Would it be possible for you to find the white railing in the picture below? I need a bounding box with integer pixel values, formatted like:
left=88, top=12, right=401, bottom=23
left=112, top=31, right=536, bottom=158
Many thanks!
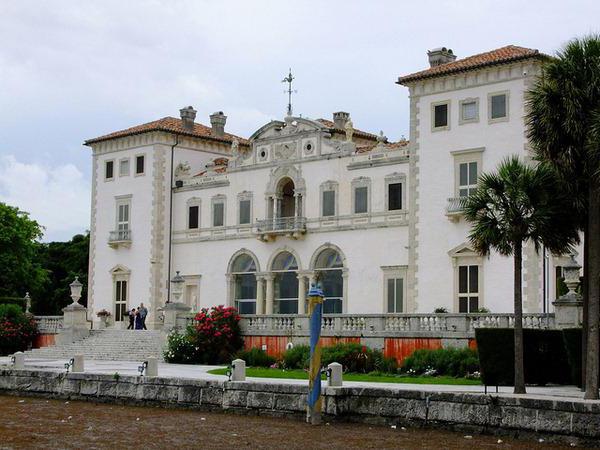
left=256, top=217, right=307, bottom=234
left=34, top=316, right=63, bottom=334
left=240, top=313, right=555, bottom=336
left=109, top=229, right=132, bottom=242
left=446, top=197, right=465, bottom=215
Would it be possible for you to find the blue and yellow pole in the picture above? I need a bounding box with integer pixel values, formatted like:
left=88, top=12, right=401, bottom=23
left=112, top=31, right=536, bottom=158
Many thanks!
left=307, top=283, right=324, bottom=425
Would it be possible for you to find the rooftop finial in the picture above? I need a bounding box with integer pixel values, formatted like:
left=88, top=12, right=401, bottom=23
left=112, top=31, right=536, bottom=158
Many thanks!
left=282, top=68, right=296, bottom=117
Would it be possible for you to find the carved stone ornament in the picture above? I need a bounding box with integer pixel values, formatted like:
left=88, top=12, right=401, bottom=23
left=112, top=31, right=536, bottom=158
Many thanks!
left=273, top=142, right=297, bottom=160
left=174, top=161, right=191, bottom=180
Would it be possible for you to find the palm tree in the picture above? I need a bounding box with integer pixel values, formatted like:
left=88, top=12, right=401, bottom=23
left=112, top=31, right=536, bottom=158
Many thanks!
left=526, top=36, right=600, bottom=399
left=463, top=157, right=579, bottom=394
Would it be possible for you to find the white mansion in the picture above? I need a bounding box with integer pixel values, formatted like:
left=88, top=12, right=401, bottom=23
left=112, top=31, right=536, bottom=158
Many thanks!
left=85, top=45, right=577, bottom=328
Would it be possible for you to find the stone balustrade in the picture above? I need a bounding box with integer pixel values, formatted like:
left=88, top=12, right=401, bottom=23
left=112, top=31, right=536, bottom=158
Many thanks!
left=227, top=313, right=555, bottom=338
left=34, top=316, right=64, bottom=334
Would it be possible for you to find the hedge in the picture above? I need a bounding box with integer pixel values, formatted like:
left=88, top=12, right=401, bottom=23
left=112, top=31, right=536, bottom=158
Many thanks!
left=0, top=297, right=26, bottom=310
left=562, top=328, right=583, bottom=388
left=401, top=347, right=479, bottom=377
left=476, top=328, right=573, bottom=386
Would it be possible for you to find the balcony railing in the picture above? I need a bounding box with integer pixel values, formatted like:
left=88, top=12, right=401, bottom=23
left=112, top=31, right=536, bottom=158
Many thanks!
left=108, top=230, right=132, bottom=247
left=238, top=313, right=555, bottom=337
left=256, top=217, right=306, bottom=240
left=34, top=316, right=64, bottom=334
left=446, top=197, right=466, bottom=219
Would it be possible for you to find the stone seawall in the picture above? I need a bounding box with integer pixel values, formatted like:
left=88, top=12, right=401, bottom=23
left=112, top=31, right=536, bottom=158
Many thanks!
left=1, top=368, right=599, bottom=443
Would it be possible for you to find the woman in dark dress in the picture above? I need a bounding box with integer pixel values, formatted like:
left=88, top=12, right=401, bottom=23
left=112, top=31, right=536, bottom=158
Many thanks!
left=134, top=308, right=143, bottom=330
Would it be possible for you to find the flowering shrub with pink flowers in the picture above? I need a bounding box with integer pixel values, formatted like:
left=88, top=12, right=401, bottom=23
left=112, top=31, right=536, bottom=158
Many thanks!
left=0, top=304, right=38, bottom=355
left=164, top=305, right=243, bottom=364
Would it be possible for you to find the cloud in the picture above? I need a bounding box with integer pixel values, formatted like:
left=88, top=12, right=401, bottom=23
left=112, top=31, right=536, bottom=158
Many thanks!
left=0, top=156, right=90, bottom=242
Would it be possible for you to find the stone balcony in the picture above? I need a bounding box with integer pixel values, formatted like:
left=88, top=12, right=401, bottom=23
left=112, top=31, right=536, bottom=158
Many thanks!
left=256, top=217, right=307, bottom=241
left=108, top=230, right=132, bottom=248
left=445, top=197, right=465, bottom=221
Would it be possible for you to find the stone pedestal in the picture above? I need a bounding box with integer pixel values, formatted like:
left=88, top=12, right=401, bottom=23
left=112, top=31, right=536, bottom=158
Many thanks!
left=162, top=302, right=191, bottom=333
left=231, top=359, right=246, bottom=381
left=12, top=351, right=25, bottom=369
left=327, top=362, right=343, bottom=387
left=553, top=294, right=583, bottom=329
left=72, top=354, right=85, bottom=373
left=146, top=357, right=158, bottom=377
left=56, top=303, right=90, bottom=345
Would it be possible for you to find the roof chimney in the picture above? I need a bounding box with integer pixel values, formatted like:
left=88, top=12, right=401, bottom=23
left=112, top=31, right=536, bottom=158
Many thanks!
left=427, top=47, right=457, bottom=67
left=210, top=111, right=227, bottom=137
left=179, top=106, right=197, bottom=131
left=333, top=111, right=350, bottom=130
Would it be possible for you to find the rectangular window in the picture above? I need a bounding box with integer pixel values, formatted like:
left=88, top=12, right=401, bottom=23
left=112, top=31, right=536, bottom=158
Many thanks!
left=117, top=203, right=129, bottom=231
left=239, top=199, right=251, bottom=225
left=354, top=186, right=368, bottom=214
left=461, top=101, right=477, bottom=121
left=388, top=183, right=402, bottom=210
left=459, top=161, right=478, bottom=197
left=135, top=155, right=145, bottom=175
left=458, top=265, right=479, bottom=313
left=387, top=278, right=404, bottom=313
left=188, top=205, right=199, bottom=229
left=490, top=93, right=507, bottom=119
left=213, top=202, right=224, bottom=227
left=105, top=161, right=114, bottom=180
left=119, top=159, right=130, bottom=177
left=322, top=190, right=335, bottom=217
left=434, top=103, right=448, bottom=128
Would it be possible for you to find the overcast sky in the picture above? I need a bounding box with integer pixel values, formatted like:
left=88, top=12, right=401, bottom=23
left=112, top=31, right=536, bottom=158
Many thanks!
left=1, top=0, right=599, bottom=241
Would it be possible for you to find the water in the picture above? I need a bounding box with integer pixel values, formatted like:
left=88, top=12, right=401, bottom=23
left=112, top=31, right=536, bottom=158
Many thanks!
left=0, top=395, right=575, bottom=449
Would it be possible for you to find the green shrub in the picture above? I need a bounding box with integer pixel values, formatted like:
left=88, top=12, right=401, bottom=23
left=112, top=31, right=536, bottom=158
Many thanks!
left=0, top=304, right=38, bottom=355
left=235, top=348, right=276, bottom=367
left=0, top=297, right=25, bottom=310
left=562, top=328, right=582, bottom=387
left=401, top=347, right=479, bottom=377
left=475, top=328, right=572, bottom=386
left=281, top=343, right=397, bottom=374
left=283, top=345, right=310, bottom=369
left=163, top=332, right=198, bottom=364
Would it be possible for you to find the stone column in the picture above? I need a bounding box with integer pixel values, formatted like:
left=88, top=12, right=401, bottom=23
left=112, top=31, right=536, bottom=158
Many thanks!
left=255, top=274, right=265, bottom=315
left=297, top=273, right=307, bottom=315
left=265, top=274, right=275, bottom=315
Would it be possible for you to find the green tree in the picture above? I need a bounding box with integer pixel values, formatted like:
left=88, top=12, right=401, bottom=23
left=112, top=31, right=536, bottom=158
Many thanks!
left=0, top=202, right=49, bottom=300
left=35, top=233, right=89, bottom=315
left=526, top=36, right=600, bottom=398
left=463, top=157, right=579, bottom=394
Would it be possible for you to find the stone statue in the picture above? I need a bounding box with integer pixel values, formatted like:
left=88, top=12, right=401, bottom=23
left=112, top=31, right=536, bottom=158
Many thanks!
left=174, top=161, right=191, bottom=180
left=345, top=118, right=354, bottom=142
left=231, top=139, right=239, bottom=157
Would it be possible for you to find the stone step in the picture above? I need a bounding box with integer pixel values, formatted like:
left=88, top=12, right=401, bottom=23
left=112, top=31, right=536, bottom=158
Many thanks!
left=26, top=329, right=167, bottom=361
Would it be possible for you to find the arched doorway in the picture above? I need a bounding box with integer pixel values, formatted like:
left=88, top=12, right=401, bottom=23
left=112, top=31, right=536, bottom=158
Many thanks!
left=278, top=178, right=296, bottom=218
left=314, top=248, right=344, bottom=314
left=230, top=253, right=258, bottom=314
left=272, top=251, right=299, bottom=314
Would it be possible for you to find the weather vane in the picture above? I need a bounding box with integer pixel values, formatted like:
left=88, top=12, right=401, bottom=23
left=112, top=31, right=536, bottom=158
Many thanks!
left=282, top=68, right=297, bottom=117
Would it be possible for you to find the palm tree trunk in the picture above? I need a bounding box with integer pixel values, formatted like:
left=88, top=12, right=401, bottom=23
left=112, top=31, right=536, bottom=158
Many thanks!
left=585, top=181, right=600, bottom=399
left=582, top=226, right=589, bottom=390
left=514, top=240, right=526, bottom=394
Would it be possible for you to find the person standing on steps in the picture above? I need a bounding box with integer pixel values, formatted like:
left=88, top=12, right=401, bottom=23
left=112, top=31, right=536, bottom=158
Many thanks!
left=127, top=308, right=135, bottom=330
left=139, top=303, right=148, bottom=330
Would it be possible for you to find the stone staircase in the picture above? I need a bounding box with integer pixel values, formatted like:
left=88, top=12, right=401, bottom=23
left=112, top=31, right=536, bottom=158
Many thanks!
left=27, top=330, right=166, bottom=361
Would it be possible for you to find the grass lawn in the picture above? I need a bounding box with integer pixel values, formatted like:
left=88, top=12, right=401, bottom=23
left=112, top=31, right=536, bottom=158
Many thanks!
left=207, top=367, right=481, bottom=385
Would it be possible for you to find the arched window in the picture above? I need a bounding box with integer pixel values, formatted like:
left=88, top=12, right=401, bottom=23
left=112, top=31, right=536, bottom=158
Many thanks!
left=230, top=253, right=257, bottom=314
left=314, top=248, right=344, bottom=314
left=272, top=251, right=298, bottom=314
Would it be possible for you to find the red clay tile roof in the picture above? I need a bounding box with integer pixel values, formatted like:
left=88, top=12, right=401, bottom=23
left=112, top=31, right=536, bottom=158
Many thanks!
left=316, top=118, right=379, bottom=140
left=84, top=116, right=249, bottom=146
left=397, top=45, right=545, bottom=85
left=355, top=140, right=409, bottom=154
